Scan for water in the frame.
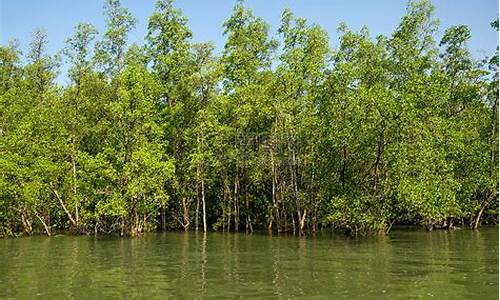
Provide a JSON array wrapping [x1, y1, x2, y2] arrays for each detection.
[[0, 227, 498, 299]]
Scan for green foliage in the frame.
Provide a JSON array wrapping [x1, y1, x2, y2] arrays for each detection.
[[94, 0, 136, 77], [0, 0, 497, 237]]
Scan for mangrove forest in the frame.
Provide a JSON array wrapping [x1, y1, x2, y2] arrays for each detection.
[[0, 0, 498, 237]]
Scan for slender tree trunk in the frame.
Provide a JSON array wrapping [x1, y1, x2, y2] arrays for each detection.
[[221, 188, 226, 233], [226, 182, 231, 232], [299, 208, 307, 236], [120, 218, 125, 237], [474, 202, 488, 229], [245, 190, 252, 233], [281, 180, 286, 233], [53, 189, 78, 229], [311, 157, 318, 234], [202, 178, 207, 233], [161, 207, 166, 231], [287, 130, 302, 235], [20, 208, 33, 235], [234, 175, 239, 232], [182, 197, 190, 232], [35, 213, 51, 236], [312, 207, 317, 233], [195, 189, 200, 232]]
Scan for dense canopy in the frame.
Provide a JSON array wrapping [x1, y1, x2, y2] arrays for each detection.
[[0, 0, 498, 237]]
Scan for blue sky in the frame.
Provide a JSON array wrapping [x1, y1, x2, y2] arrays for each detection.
[[1, 0, 498, 84]]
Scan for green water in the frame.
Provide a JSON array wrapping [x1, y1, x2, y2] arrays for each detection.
[[0, 227, 498, 299]]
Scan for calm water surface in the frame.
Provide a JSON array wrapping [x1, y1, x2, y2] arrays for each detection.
[[0, 227, 498, 299]]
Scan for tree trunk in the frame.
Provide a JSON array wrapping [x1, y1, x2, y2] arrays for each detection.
[[182, 197, 190, 232], [195, 191, 200, 232], [20, 208, 33, 235], [245, 190, 252, 233], [299, 208, 307, 236], [161, 207, 166, 231], [312, 207, 317, 233], [35, 213, 51, 236], [222, 184, 227, 233], [202, 178, 207, 233], [234, 175, 239, 232], [53, 189, 78, 230], [474, 203, 487, 229]]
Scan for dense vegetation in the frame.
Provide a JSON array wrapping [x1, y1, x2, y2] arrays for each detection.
[[0, 0, 498, 237]]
